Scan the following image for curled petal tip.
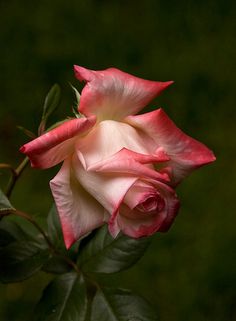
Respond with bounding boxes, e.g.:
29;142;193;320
74;65;94;82
74;66;175;120
211;151;216;161
73;64;82;72
74;65;84;81
19;117;96;169
207;151;216;163
163;80;174;88
19;145;26;153
64;238;75;250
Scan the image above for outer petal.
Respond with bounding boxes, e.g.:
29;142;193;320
50;158;106;248
74;65;173;120
20;116;96;169
125;108;216;185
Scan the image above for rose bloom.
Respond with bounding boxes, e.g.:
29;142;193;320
20;66;215;248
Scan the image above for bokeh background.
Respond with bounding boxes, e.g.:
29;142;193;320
0;0;235;320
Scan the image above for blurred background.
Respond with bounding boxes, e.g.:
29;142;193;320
0;0;235;320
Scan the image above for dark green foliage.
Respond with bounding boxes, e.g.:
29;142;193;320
0;189;14;214
0;216;32;247
0;228;16;247
45;204;77;274
0;219;31;242
47;204;64;248
38;84;61;134
0;193;156;320
42;256;72;274
78;225;151;274
91;287;158;321
41;84;61;122
33;273;87;321
0;241;50;283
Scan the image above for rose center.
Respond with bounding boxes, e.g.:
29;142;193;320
136;194;165;213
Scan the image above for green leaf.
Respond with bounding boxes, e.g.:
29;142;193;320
0;240;50;283
0;188;14;215
78;226;151;274
72;105;81;118
17;126;36;139
42;84;61;121
0;215;49;250
0;219;30;241
47;204;64;247
33;272;87;321
70;83;81;104
0;229;16;247
91;287;158;321
0;218;43;248
42;256;72;274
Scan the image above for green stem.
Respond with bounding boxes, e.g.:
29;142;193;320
15;156;29;176
0;163;17;178
6;157;29;198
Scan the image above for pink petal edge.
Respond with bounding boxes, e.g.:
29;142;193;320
109;180;180;238
20;116;96;169
50;158;106;248
125;108;216;185
74;65;173;120
87;147;170;183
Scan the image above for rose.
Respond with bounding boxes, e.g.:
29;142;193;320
20;66;215;248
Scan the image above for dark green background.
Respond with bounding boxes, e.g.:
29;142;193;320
0;1;235;320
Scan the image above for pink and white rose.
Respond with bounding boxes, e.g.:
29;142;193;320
20;66;215;248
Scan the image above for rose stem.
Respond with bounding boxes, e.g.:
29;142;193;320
5;156;29;198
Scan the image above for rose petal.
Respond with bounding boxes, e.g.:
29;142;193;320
88;148;170;183
125;108;216;185
75;119;158;168
111;181;180;238
74;65;173;120
20;116;96;168
155;181;181;232
50;158;106;248
72;153;138;237
123;181;157;210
